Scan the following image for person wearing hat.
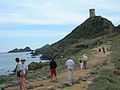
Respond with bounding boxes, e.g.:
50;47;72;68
82;54;88;69
19;58;28;90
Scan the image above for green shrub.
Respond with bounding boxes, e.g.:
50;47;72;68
89;79;120;90
99;69;113;77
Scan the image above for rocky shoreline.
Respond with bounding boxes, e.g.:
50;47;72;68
0;61;49;89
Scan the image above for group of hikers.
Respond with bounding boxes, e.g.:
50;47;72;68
14;54;88;90
98;46;106;53
14;58;28;90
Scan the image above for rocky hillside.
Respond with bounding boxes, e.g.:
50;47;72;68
63;16;114;39
8;47;33;53
33;16;116;59
32;44;50;55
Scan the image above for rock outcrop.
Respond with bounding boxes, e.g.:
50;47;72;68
8;47;33;53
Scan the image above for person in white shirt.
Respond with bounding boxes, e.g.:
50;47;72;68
18;58;28;90
65;57;75;81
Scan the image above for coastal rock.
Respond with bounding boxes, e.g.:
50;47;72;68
28;62;43;70
28;79;34;82
10;81;19;86
58;83;65;88
62;81;73;86
0;75;12;84
36;78;43;81
28;62;48;70
42;76;48;80
35;84;44;87
8;47;33;53
46;75;51;78
86;74;92;78
27;85;34;89
79;76;87;81
58;80;77;88
0;84;7;89
91;69;98;74
47;86;56;90
6;83;13;87
86;81;93;85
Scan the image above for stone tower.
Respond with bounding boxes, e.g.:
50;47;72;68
89;9;95;17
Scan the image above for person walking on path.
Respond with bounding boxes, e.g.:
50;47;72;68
49;58;57;81
14;58;21;77
82;54;88;69
18;58;28;90
65;57;75;81
14;58;22;89
102;46;105;54
79;57;84;70
98;48;101;52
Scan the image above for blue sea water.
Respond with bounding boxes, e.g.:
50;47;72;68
0;52;48;75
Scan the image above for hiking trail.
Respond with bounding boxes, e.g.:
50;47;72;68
5;46;111;90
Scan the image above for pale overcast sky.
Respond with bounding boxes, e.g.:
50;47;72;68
0;0;120;52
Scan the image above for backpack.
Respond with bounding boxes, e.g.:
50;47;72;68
79;60;82;63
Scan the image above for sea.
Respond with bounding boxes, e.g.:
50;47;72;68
0;52;48;75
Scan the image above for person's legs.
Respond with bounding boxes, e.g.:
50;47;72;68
20;75;26;90
53;69;57;79
23;78;27;90
68;69;71;81
20;78;22;90
84;61;87;69
83;61;85;69
103;50;105;53
80;62;83;69
50;69;53;80
71;68;74;81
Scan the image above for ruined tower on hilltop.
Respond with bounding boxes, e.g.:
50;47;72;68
89;9;96;17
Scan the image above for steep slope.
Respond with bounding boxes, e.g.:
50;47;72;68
33;16;114;59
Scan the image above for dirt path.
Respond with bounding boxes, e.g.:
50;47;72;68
5;47;110;90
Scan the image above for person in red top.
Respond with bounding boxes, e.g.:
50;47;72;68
49;58;57;80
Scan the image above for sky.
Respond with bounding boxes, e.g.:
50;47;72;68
0;0;120;52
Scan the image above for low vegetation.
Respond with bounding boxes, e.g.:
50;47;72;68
88;34;120;90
